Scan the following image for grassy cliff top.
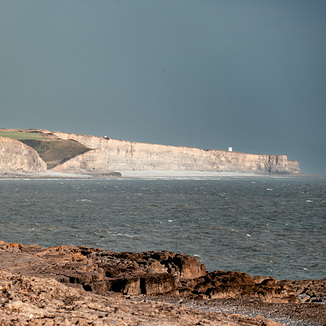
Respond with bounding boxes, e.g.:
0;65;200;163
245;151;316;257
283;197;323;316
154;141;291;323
0;130;51;141
0;130;91;169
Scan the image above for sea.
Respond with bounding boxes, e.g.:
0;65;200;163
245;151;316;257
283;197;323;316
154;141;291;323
0;177;325;281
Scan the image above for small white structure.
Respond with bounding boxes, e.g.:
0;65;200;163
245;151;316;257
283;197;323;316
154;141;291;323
228;147;233;152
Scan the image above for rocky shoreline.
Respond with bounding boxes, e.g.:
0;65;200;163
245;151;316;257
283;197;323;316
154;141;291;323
0;242;325;325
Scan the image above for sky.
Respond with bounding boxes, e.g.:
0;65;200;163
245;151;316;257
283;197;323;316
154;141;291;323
1;0;325;175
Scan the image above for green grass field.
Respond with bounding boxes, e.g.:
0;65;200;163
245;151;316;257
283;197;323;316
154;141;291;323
0;131;51;141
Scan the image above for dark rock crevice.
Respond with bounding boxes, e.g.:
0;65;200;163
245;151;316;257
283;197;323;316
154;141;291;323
1;242;324;305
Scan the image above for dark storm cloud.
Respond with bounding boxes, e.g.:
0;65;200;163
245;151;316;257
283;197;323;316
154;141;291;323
0;0;325;174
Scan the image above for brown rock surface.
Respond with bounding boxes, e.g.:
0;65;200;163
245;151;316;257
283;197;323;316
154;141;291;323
0;270;288;326
0;242;324;325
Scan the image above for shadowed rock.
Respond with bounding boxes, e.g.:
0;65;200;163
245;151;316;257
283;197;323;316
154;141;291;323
1;242;324;305
1;241;325;325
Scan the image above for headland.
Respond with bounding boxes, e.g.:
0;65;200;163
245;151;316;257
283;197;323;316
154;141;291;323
0;128;304;178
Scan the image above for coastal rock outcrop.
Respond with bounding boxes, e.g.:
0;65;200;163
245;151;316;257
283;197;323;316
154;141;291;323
0;137;47;173
51;131;302;175
1;242;324;304
0;242;325;326
0;270;289;326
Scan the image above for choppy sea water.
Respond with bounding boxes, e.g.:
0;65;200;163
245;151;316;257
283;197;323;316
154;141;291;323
0;177;325;280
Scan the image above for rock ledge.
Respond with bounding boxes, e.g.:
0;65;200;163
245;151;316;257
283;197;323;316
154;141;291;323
0;242;324;325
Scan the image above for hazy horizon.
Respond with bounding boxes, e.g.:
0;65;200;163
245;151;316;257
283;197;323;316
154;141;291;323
1;0;325;175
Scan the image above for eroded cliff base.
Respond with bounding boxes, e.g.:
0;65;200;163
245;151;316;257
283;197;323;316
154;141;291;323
0;242;324;325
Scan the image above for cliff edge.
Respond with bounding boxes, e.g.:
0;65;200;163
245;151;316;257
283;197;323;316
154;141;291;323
0;129;302;176
0;137;47;173
51;131;302;175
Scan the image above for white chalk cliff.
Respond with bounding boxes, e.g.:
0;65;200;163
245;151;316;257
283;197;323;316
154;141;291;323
51;132;301;175
0;137;47;173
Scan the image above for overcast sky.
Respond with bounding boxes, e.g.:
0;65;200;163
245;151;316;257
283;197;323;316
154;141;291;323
1;0;325;175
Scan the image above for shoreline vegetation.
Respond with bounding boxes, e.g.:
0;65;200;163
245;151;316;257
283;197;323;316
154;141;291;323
0;242;325;326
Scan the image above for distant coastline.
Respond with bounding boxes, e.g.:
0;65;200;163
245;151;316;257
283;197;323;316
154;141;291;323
0;128;304;176
0;170;321;180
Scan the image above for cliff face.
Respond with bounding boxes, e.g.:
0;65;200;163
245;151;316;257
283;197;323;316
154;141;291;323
51;132;302;175
0;137;47;173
